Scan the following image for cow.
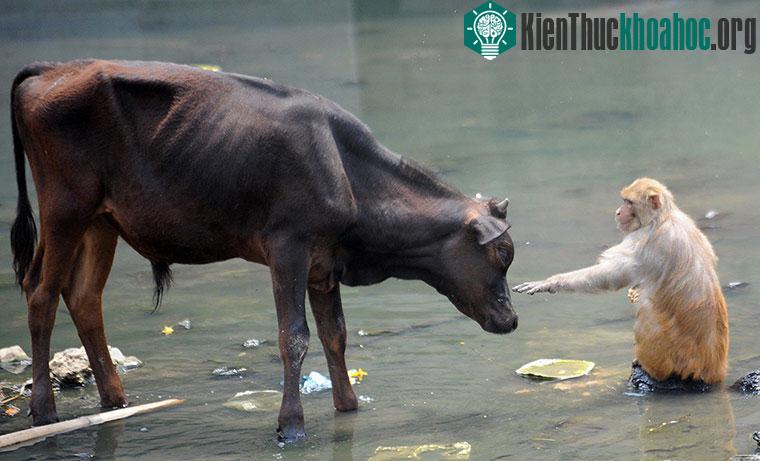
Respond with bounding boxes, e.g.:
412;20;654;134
10;60;517;442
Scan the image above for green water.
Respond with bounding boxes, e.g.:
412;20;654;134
1;1;759;459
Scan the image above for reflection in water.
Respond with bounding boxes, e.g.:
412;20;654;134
331;411;357;461
93;421;126;460
638;390;736;461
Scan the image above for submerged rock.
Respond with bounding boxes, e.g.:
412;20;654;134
223;390;281;412
731;370;760;394
370;441;471;460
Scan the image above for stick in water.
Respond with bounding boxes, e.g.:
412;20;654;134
0;398;184;450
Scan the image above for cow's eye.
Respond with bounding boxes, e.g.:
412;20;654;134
498;247;511;265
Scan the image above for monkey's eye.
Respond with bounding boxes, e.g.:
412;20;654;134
624;199;634;206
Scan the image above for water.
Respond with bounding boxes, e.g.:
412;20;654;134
1;1;759;459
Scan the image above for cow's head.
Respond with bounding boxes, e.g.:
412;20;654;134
430;196;517;334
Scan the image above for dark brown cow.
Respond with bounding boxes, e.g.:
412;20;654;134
10;59;517;442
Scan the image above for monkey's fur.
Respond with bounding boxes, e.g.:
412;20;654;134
515;178;729;386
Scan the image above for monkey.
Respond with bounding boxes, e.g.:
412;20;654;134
514;178;729;390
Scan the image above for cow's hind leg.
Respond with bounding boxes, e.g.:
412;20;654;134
308;284;357;412
62;217;127;409
26;213;90;425
269;238;311;442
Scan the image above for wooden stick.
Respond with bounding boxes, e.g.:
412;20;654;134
0;398;184;450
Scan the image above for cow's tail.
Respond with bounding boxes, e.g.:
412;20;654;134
10;63;55;289
151;261;173;312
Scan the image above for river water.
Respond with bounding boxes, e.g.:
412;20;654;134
1;1;759;459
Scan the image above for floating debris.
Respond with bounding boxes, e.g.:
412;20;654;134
348;368;368;384
301;371;332;395
358;395;375;403
705;210;720;220
516;359;595;381
1;403;20;417
370;441;471;460
357;328;393;337
161;326;174;335
211;367;247;377
223;390;282;413
242;338;267;349
176;319;192;330
192;64;222;72
725;281;750;291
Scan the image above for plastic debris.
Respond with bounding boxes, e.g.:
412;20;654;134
211;367;247;377
223;390;282;412
359;395;374;403
369;441;471;460
177;319;192;330
725;281;750;291
705;210;719;220
516;359;595;381
357;328;392;337
300;371;332;394
161;326;174;335
2;403;20;417
348;368;368;384
242;338;267;349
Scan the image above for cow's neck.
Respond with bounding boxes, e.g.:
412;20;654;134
336;144;471;286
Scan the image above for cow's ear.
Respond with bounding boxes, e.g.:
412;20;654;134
469;215;508;245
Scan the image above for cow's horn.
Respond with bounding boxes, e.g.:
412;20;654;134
495;197;509;213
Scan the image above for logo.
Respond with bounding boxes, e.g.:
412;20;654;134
464;2;517;60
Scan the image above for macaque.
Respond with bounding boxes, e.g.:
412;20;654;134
514;178;729;388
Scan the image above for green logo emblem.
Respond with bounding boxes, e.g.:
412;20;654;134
464;2;516;60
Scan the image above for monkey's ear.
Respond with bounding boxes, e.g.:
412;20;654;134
648;193;662;209
470;215;509;245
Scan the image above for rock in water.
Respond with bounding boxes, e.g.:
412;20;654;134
629;362;711;393
49;348;93;386
0;345;31;363
49;346;142;387
731;370;760;394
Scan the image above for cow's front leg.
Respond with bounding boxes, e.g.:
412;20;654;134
308;283;358;412
269;240;310;443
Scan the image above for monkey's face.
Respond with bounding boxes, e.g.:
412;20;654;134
616;199;640;233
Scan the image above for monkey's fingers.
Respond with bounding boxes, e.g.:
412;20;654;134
513;281;543;294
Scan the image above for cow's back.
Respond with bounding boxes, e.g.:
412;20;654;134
13;60;358;264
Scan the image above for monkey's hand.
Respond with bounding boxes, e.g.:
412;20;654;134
513;279;558;295
627;286;640;304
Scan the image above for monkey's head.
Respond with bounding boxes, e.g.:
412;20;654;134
616;177;673;233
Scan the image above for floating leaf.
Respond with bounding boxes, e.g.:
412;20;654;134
516;359;595;381
192;64;221;72
161;326;174;335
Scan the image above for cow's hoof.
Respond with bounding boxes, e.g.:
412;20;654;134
277;426;307;444
101;395;129;409
731;370;760;394
32;412;60;426
334;392;358;412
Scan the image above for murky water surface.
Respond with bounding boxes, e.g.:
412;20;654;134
1;1;759;459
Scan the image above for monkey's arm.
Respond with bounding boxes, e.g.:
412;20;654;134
513;243;636;295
